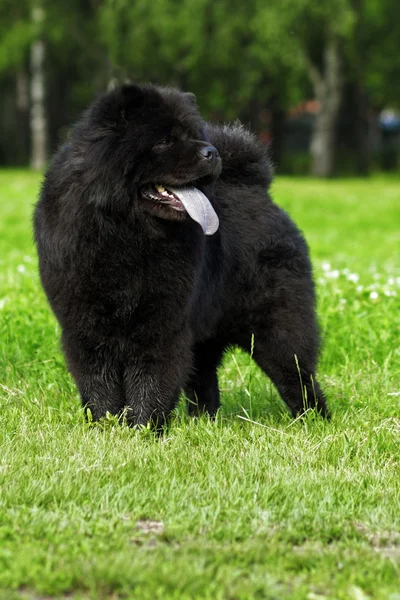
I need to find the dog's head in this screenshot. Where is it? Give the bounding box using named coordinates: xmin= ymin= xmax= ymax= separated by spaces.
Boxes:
xmin=73 ymin=84 xmax=221 ymax=234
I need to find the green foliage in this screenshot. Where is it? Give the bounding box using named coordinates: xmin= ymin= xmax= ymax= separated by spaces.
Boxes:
xmin=0 ymin=171 xmax=400 ymax=598
xmin=98 ymin=0 xmax=400 ymax=118
xmin=0 ymin=0 xmax=399 ymax=170
xmin=0 ymin=0 xmax=399 ymax=111
xmin=249 ymin=0 xmax=356 ymax=70
xmin=0 ymin=1 xmax=33 ymax=73
xmin=362 ymin=0 xmax=400 ymax=107
xmin=100 ymin=0 xmax=273 ymax=117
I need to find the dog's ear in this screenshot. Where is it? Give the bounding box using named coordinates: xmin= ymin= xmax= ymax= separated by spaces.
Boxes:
xmin=183 ymin=92 xmax=197 ymax=107
xmin=89 ymin=84 xmax=145 ymax=130
xmin=119 ymin=84 xmax=145 ymax=120
xmin=120 ymin=84 xmax=145 ymax=107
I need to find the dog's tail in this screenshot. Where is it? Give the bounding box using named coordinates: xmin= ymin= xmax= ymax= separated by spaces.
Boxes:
xmin=205 ymin=122 xmax=273 ymax=188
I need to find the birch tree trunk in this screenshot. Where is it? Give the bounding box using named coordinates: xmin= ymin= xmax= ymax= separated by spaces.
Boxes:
xmin=16 ymin=70 xmax=29 ymax=111
xmin=30 ymin=6 xmax=47 ymax=170
xmin=309 ymin=37 xmax=343 ymax=177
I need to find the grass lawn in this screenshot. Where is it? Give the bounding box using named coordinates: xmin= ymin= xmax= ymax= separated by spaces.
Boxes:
xmin=0 ymin=170 xmax=399 ymax=599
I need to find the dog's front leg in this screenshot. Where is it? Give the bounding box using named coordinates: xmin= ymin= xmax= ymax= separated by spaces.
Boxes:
xmin=123 ymin=354 xmax=189 ymax=427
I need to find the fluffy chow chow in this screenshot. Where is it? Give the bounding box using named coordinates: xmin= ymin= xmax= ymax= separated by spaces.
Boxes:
xmin=34 ymin=83 xmax=329 ymax=425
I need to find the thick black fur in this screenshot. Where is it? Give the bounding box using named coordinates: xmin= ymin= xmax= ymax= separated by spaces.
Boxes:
xmin=34 ymin=83 xmax=329 ymax=426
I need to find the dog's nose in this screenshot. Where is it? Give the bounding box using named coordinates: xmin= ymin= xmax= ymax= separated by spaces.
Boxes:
xmin=200 ymin=145 xmax=219 ymax=160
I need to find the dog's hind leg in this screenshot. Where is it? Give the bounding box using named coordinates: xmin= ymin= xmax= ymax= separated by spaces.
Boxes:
xmin=241 ymin=324 xmax=329 ymax=419
xmin=184 ymin=341 xmax=225 ymax=417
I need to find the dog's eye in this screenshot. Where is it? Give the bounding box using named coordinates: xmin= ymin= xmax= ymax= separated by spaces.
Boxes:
xmin=153 ymin=138 xmax=172 ymax=151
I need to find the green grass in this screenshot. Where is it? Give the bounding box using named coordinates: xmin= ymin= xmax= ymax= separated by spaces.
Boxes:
xmin=0 ymin=170 xmax=400 ymax=599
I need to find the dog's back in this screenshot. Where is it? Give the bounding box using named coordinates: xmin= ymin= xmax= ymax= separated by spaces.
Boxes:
xmin=206 ymin=123 xmax=272 ymax=188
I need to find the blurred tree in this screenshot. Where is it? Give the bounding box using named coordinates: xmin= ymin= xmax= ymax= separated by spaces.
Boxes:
xmin=104 ymin=0 xmax=353 ymax=176
xmin=0 ymin=0 xmax=399 ymax=173
xmin=0 ymin=0 xmax=33 ymax=164
xmin=43 ymin=0 xmax=107 ymax=151
xmin=0 ymin=0 xmax=105 ymax=165
xmin=254 ymin=0 xmax=400 ymax=175
xmin=342 ymin=0 xmax=400 ymax=173
xmin=0 ymin=1 xmax=33 ymax=73
xmin=99 ymin=0 xmax=306 ymax=167
xmin=100 ymin=0 xmax=255 ymax=117
xmin=253 ymin=0 xmax=356 ymax=177
xmin=0 ymin=0 xmax=49 ymax=168
xmin=362 ymin=0 xmax=400 ymax=109
xmin=30 ymin=2 xmax=47 ymax=170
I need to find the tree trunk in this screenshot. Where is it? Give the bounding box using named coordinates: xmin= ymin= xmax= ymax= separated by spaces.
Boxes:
xmin=350 ymin=0 xmax=370 ymax=175
xmin=309 ymin=37 xmax=343 ymax=177
xmin=352 ymin=83 xmax=371 ymax=175
xmin=15 ymin=70 xmax=30 ymax=165
xmin=240 ymin=98 xmax=262 ymax=133
xmin=30 ymin=5 xmax=47 ymax=170
xmin=270 ymin=104 xmax=285 ymax=168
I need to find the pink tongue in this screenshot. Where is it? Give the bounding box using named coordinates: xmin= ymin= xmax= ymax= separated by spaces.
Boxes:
xmin=168 ymin=187 xmax=219 ymax=235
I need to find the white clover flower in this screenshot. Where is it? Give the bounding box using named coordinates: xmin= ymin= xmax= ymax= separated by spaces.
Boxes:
xmin=326 ymin=269 xmax=340 ymax=279
xmin=373 ymin=273 xmax=380 ymax=280
xmin=17 ymin=265 xmax=26 ymax=273
xmin=387 ymin=277 xmax=395 ymax=285
xmin=321 ymin=261 xmax=331 ymax=272
xmin=347 ymin=273 xmax=359 ymax=283
xmin=369 ymin=291 xmax=379 ymax=300
xmin=356 ymin=285 xmax=364 ymax=292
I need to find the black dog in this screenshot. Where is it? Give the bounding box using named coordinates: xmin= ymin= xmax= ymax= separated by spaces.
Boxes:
xmin=34 ymin=83 xmax=328 ymax=425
